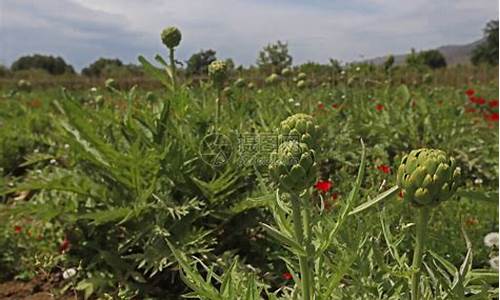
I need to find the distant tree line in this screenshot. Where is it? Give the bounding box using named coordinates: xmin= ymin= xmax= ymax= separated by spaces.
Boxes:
xmin=0 ymin=20 xmax=497 ymax=79
xmin=10 ymin=54 xmax=75 ymax=75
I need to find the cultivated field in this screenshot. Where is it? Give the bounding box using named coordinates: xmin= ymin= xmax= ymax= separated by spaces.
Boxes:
xmin=0 ymin=27 xmax=498 ymax=299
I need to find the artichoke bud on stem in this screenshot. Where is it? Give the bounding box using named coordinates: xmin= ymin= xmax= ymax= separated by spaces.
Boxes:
xmin=208 ymin=60 xmax=228 ymax=132
xmin=161 ymin=26 xmax=182 ymax=90
xmin=396 ymin=148 xmax=461 ymax=300
xmin=269 ymin=140 xmax=318 ymax=300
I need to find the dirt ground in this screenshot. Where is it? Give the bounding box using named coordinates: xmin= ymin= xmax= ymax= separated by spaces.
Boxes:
xmin=0 ymin=277 xmax=75 ymax=300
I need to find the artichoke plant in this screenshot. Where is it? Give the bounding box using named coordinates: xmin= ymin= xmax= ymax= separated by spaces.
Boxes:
xmin=396 ymin=148 xmax=460 ymax=300
xmin=297 ymin=72 xmax=307 ymax=81
xmin=17 ymin=79 xmax=32 ymax=92
xmin=279 ymin=113 xmax=320 ymax=148
xmin=265 ymin=73 xmax=280 ymax=85
xmin=397 ymin=148 xmax=460 ymax=207
xmin=281 ymin=67 xmax=292 ymax=77
xmin=269 ymin=141 xmax=317 ymax=192
xmin=208 ymin=60 xmax=228 ymax=89
xmin=161 ymin=26 xmax=182 ymax=49
xmin=297 ymin=80 xmax=307 ymax=89
xmin=234 ymin=77 xmax=246 ymax=88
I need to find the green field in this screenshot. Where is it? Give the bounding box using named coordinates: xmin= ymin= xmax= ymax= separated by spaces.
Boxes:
xmin=0 ymin=33 xmax=499 ymax=299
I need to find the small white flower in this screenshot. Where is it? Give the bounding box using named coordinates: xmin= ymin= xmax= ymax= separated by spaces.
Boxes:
xmin=62 ymin=268 xmax=77 ymax=279
xmin=355 ymin=67 xmax=361 ymax=72
xmin=64 ymin=144 xmax=70 ymax=149
xmin=288 ymin=98 xmax=295 ymax=103
xmin=484 ymin=232 xmax=499 ymax=248
xmin=341 ymin=95 xmax=346 ymax=99
xmin=8 ymin=182 xmax=14 ymax=187
xmin=36 ymin=169 xmax=42 ymax=174
xmin=340 ymin=70 xmax=346 ymax=75
xmin=474 ymin=178 xmax=483 ymax=185
xmin=34 ymin=148 xmax=39 ymax=153
xmin=90 ymin=87 xmax=97 ymax=93
xmin=489 ymin=256 xmax=499 ymax=271
xmin=294 ymin=102 xmax=300 ymax=107
xmin=50 ymin=159 xmax=57 ymax=165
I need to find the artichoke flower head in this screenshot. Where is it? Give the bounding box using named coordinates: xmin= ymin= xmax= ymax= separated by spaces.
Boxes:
xmin=269 ymin=141 xmax=317 ymax=192
xmin=161 ymin=26 xmax=182 ymax=49
xmin=208 ymin=60 xmax=228 ymax=89
xmin=397 ymin=148 xmax=460 ymax=207
xmin=279 ymin=113 xmax=320 ymax=149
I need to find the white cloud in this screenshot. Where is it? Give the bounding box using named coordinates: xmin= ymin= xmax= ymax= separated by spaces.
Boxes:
xmin=0 ymin=0 xmax=497 ymax=69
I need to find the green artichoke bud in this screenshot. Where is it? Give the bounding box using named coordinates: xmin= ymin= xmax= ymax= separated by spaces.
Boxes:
xmin=145 ymin=91 xmax=156 ymax=102
xmin=105 ymin=78 xmax=117 ymax=90
xmin=279 ymin=113 xmax=320 ymax=148
xmin=235 ymin=77 xmax=246 ymax=88
xmin=161 ymin=26 xmax=182 ymax=49
xmin=423 ymin=73 xmax=433 ymax=84
xmin=296 ymin=80 xmax=306 ymax=89
xmin=281 ymin=68 xmax=292 ymax=77
xmin=397 ymin=148 xmax=460 ymax=207
xmin=265 ymin=73 xmax=280 ymax=84
xmin=269 ymin=141 xmax=317 ymax=192
xmin=208 ymin=60 xmax=228 ymax=89
xmin=223 ymin=86 xmax=232 ymax=97
xmin=297 ymin=72 xmax=307 ymax=81
xmin=17 ymin=79 xmax=32 ymax=92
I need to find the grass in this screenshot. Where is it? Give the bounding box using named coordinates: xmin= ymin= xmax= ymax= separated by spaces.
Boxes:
xmin=0 ymin=66 xmax=498 ymax=299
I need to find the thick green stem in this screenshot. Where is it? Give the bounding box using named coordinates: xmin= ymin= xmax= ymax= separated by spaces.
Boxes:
xmin=302 ymin=196 xmax=314 ymax=299
xmin=169 ymin=47 xmax=176 ymax=90
xmin=411 ymin=207 xmax=430 ymax=300
xmin=290 ymin=193 xmax=312 ymax=300
xmin=214 ymin=89 xmax=222 ymax=132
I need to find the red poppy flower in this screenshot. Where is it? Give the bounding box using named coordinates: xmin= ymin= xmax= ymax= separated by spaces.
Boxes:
xmin=317 ymin=103 xmax=325 ymax=110
xmin=465 ymin=217 xmax=479 ymax=226
xmin=29 ymin=99 xmax=42 ymax=108
xmin=14 ymin=226 xmax=22 ymax=234
xmin=377 ymin=165 xmax=391 ymax=174
xmin=332 ymin=103 xmax=339 ymax=109
xmin=489 ymin=99 xmax=499 ymax=108
xmin=282 ymin=272 xmax=293 ymax=281
xmin=375 ymin=104 xmax=384 ymax=111
xmin=465 ymin=107 xmax=477 ymax=113
xmin=60 ymin=238 xmax=71 ymax=253
xmin=465 ymin=89 xmax=475 ymax=96
xmin=314 ymin=180 xmax=333 ymax=193
xmin=485 ymin=112 xmax=499 ymax=122
xmin=476 ymin=97 xmax=486 ymax=105
xmin=398 ymin=190 xmax=404 ymax=199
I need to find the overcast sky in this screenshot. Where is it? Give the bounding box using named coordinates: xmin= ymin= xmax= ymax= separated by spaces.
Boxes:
xmin=0 ymin=0 xmax=497 ymax=70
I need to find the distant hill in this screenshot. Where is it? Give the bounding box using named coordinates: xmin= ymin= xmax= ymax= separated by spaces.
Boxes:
xmin=363 ymin=38 xmax=485 ymax=66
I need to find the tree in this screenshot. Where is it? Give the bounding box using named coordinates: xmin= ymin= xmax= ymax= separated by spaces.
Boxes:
xmin=11 ymin=54 xmax=75 ymax=75
xmin=405 ymin=48 xmax=422 ymax=68
xmin=0 ymin=65 xmax=9 ymax=77
xmin=82 ymin=58 xmax=123 ymax=77
xmin=405 ymin=49 xmax=446 ymax=69
xmin=471 ymin=20 xmax=499 ymax=66
xmin=418 ymin=50 xmax=447 ymax=69
xmin=329 ymin=59 xmax=342 ymax=74
xmin=384 ymin=55 xmax=395 ymax=71
xmin=186 ymin=49 xmax=217 ymax=76
xmin=257 ymin=41 xmax=292 ymax=74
